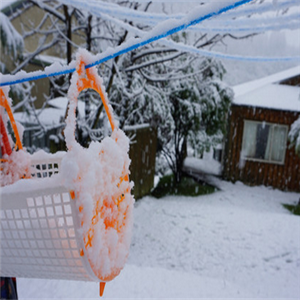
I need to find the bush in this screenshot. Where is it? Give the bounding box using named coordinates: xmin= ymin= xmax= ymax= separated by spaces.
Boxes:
xmin=282 ymin=204 xmax=300 ymax=216
xmin=151 ymin=174 xmax=216 ymax=199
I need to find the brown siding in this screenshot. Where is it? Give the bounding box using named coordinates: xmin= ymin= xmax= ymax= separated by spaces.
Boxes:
xmin=223 ymin=105 xmax=300 ymax=192
xmin=125 ymin=126 xmax=157 ymax=200
xmin=279 ymin=75 xmax=300 ymax=86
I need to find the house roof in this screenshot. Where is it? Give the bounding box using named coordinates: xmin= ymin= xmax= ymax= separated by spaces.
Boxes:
xmin=233 ymin=65 xmax=300 ymax=112
xmin=14 ymin=97 xmax=86 ymax=126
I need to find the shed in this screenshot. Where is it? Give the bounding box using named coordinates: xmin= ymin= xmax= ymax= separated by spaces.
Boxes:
xmin=223 ymin=65 xmax=300 ymax=192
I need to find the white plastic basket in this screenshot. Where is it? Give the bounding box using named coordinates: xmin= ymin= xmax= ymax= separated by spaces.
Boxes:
xmin=0 ymin=153 xmax=99 ymax=282
xmin=0 ymin=53 xmax=135 ymax=295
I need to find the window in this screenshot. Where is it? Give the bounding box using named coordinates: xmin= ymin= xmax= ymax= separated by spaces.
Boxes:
xmin=241 ymin=120 xmax=288 ymax=164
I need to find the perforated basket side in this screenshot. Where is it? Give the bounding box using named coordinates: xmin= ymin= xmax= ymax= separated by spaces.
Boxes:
xmin=30 ymin=154 xmax=64 ymax=179
xmin=0 ymin=160 xmax=99 ymax=282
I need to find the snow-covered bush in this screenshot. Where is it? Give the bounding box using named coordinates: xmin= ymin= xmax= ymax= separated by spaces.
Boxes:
xmin=289 ymin=116 xmax=300 ymax=156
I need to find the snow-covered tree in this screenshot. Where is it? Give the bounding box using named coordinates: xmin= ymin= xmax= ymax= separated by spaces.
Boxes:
xmin=0 ymin=10 xmax=34 ymax=118
xmin=2 ymin=1 xmax=248 ymax=179
xmin=289 ymin=117 xmax=300 ymax=156
xmin=152 ymin=58 xmax=233 ymax=183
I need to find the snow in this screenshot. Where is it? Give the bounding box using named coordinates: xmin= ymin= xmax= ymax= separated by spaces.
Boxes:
xmin=16 ymin=179 xmax=300 ymax=299
xmin=184 ymin=156 xmax=221 ymax=176
xmin=289 ymin=116 xmax=300 ymax=153
xmin=232 ymin=65 xmax=300 ymax=111
xmin=0 ymin=149 xmax=32 ymax=186
xmin=36 ymin=55 xmax=66 ymax=65
xmin=14 ymin=97 xmax=86 ymax=126
xmin=61 ymin=49 xmax=135 ymax=282
xmin=234 ymin=83 xmax=300 ymax=112
xmin=14 ymin=107 xmax=63 ymax=126
xmin=233 ymin=64 xmax=300 ymax=97
xmin=124 ymin=123 xmax=150 ymax=131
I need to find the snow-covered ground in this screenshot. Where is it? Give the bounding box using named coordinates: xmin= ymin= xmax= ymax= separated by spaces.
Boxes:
xmin=17 ymin=178 xmax=300 ymax=299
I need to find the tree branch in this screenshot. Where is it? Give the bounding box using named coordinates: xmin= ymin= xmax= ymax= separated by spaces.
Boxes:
xmin=12 ymin=38 xmax=60 ymax=74
xmin=125 ymin=52 xmax=183 ymax=73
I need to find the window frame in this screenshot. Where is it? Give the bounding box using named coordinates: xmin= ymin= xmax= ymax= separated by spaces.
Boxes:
xmin=241 ymin=120 xmax=288 ymax=165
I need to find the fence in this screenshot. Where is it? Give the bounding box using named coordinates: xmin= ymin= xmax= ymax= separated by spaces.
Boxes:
xmin=125 ymin=124 xmax=157 ymax=200
xmin=22 ymin=123 xmax=157 ymax=199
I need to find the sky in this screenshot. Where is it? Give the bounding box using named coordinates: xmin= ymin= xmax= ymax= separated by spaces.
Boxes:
xmin=1 ymin=0 xmax=299 ymax=85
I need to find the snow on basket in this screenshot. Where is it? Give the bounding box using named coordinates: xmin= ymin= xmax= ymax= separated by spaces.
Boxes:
xmin=0 ymin=49 xmax=135 ymax=296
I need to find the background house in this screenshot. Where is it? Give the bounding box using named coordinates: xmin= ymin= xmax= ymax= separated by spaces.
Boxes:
xmin=1 ymin=0 xmax=85 ymax=108
xmin=223 ymin=65 xmax=300 ymax=192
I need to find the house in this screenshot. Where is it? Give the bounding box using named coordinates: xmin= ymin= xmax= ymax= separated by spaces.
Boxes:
xmin=2 ymin=1 xmax=158 ymax=200
xmin=223 ymin=65 xmax=300 ymax=192
xmin=1 ymin=0 xmax=85 ymax=108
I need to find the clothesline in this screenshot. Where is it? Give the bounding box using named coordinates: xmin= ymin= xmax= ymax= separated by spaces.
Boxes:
xmin=1 ymin=0 xmax=299 ymax=88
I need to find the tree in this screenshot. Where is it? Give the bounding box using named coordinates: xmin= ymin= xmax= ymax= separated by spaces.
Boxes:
xmin=3 ymin=1 xmax=249 ymax=181
xmin=289 ymin=117 xmax=300 ymax=156
xmin=151 ymin=58 xmax=233 ymax=183
xmin=0 ymin=10 xmax=34 ymax=117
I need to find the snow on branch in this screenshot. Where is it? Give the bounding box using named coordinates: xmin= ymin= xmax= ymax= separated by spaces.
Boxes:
xmin=0 ymin=12 xmax=24 ymax=59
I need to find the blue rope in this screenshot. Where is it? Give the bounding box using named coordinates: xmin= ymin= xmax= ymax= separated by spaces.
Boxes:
xmin=0 ymin=0 xmax=254 ymax=87
xmin=161 ymin=39 xmax=300 ymax=62
xmin=85 ymin=0 xmax=254 ymax=69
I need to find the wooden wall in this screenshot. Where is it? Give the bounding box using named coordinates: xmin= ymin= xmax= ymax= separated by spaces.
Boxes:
xmin=223 ymin=105 xmax=300 ymax=192
xmin=49 ymin=124 xmax=157 ymax=200
xmin=125 ymin=125 xmax=157 ymax=200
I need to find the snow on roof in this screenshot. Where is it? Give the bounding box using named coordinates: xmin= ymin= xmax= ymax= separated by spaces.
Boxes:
xmin=14 ymin=97 xmax=86 ymax=126
xmin=14 ymin=107 xmax=64 ymax=126
xmin=234 ymin=83 xmax=300 ymax=112
xmin=233 ymin=65 xmax=300 ymax=112
xmin=47 ymin=97 xmax=70 ymax=110
xmin=233 ymin=65 xmax=300 ymax=98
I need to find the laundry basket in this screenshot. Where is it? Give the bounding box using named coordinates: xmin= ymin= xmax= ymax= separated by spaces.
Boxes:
xmin=0 ymin=50 xmax=135 ymax=295
xmin=0 ymin=152 xmax=99 ymax=282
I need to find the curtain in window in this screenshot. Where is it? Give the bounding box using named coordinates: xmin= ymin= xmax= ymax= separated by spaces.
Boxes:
xmin=255 ymin=123 xmax=270 ymax=159
xmin=242 ymin=122 xmax=257 ymax=158
xmin=270 ymin=126 xmax=287 ymax=162
xmin=241 ymin=121 xmax=287 ymax=163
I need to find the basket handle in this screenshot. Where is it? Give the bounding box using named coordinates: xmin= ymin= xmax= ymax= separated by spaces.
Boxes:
xmin=0 ymin=88 xmax=23 ymax=152
xmin=65 ymin=58 xmax=116 ymax=150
